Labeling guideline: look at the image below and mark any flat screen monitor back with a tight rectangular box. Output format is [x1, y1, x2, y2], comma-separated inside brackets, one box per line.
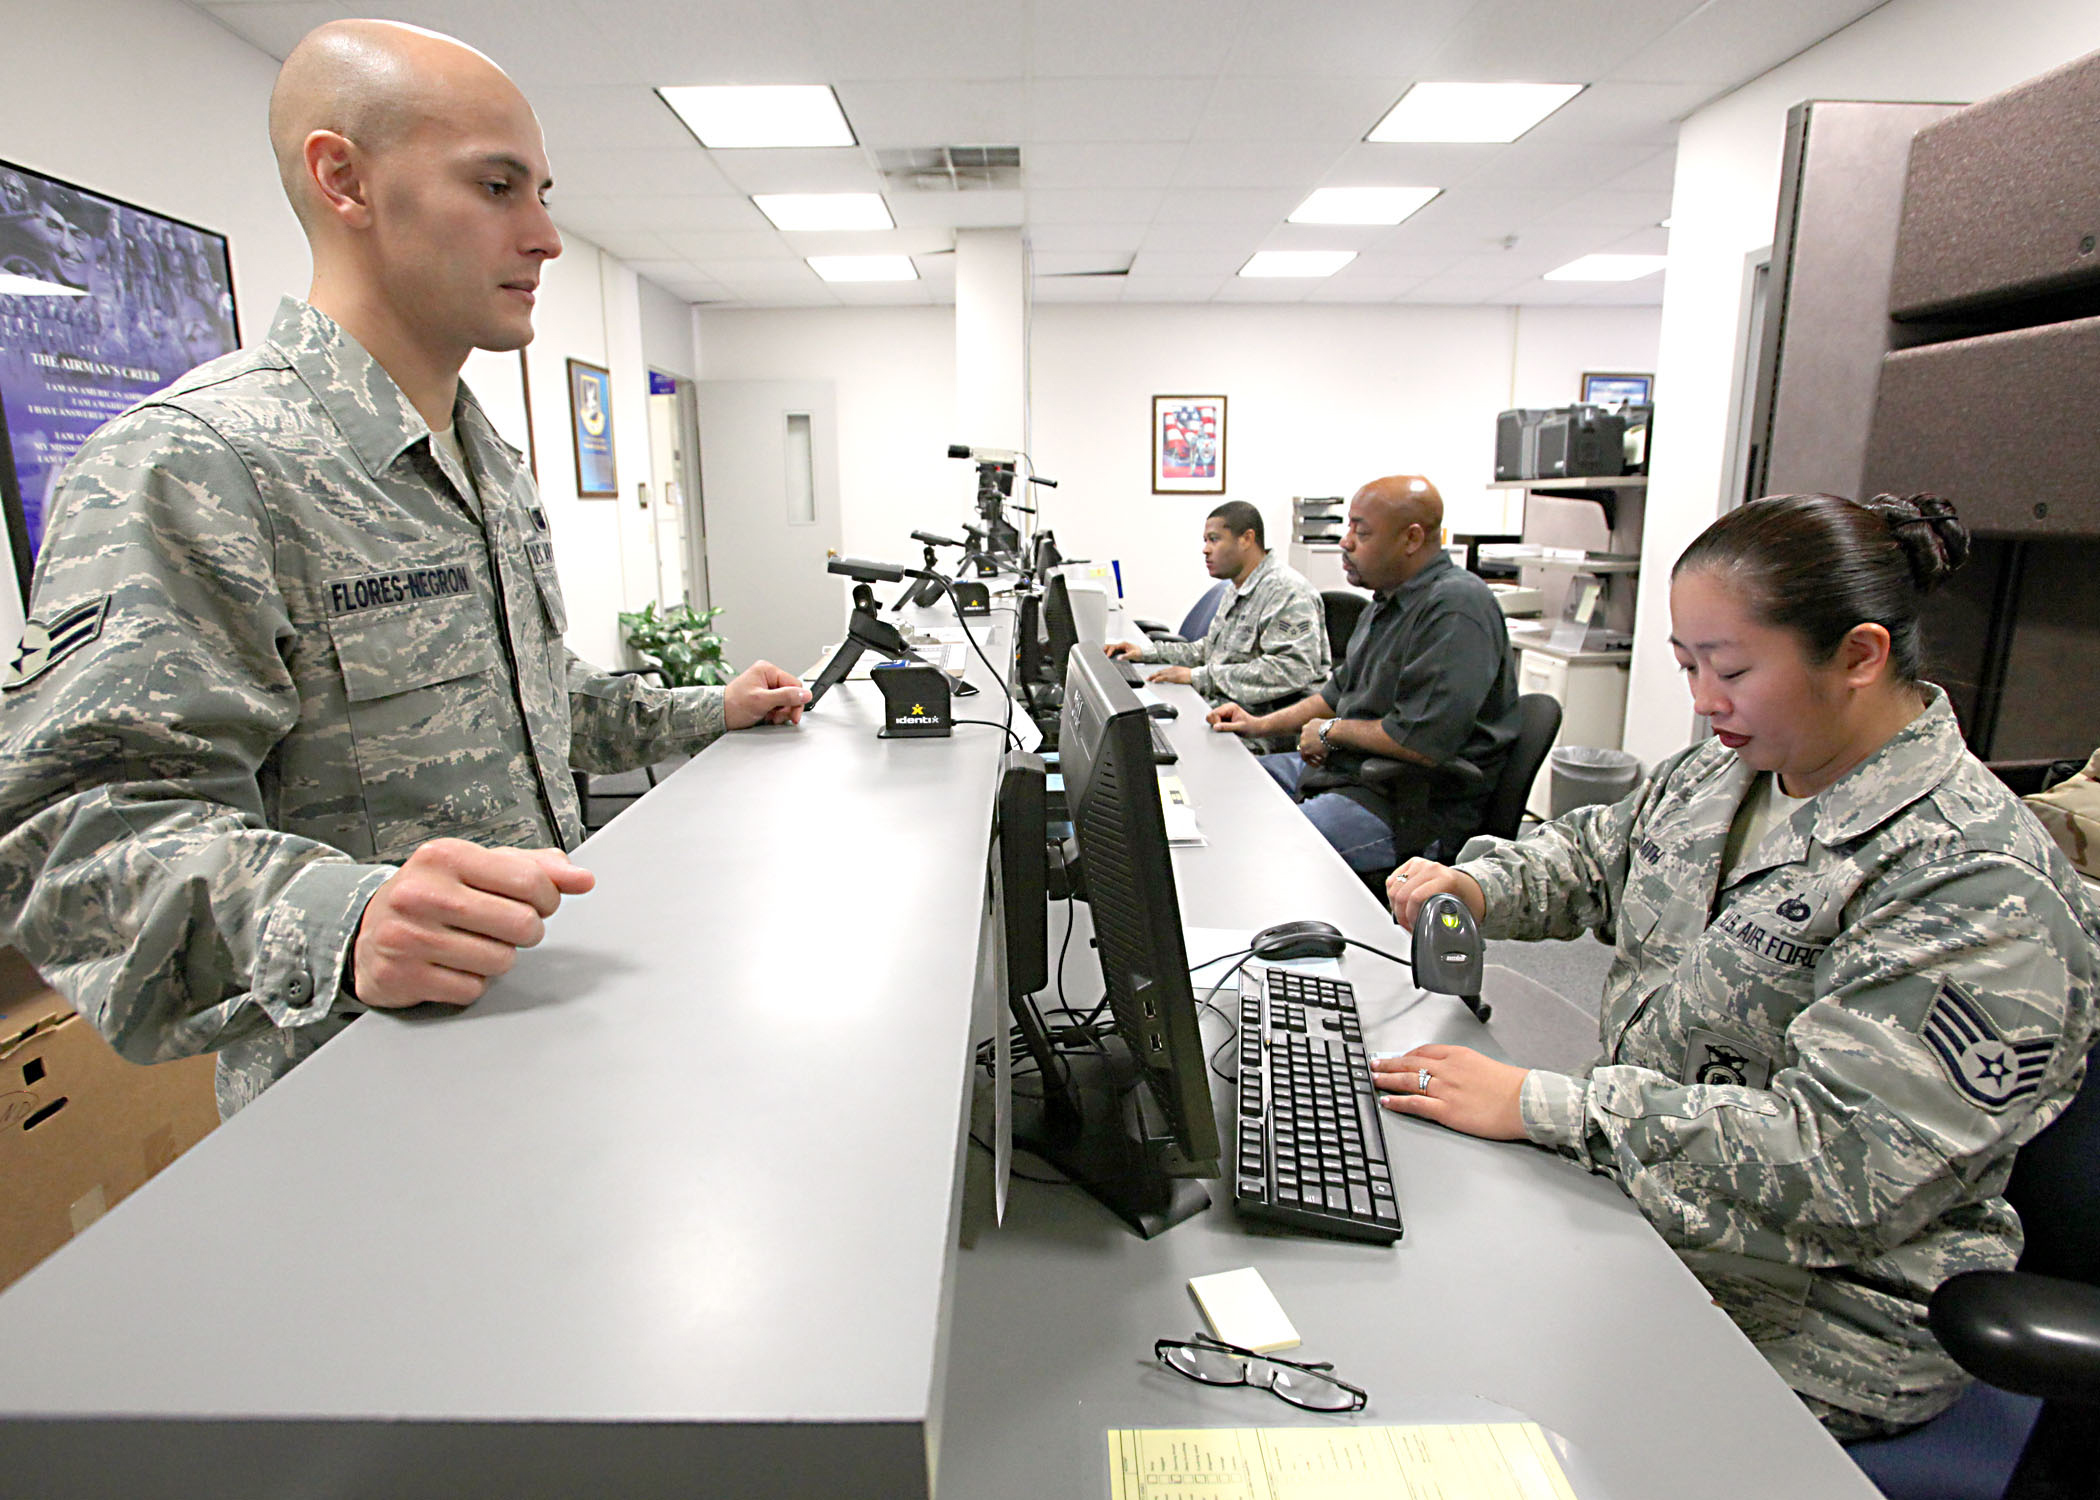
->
[1024, 645, 1217, 1236]
[1043, 572, 1080, 685]
[0, 158, 240, 606]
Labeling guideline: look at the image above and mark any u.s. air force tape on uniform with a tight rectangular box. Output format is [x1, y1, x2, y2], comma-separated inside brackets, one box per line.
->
[5, 596, 109, 690]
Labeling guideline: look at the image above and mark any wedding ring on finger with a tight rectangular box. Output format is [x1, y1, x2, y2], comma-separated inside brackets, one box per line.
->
[1417, 1069, 1432, 1092]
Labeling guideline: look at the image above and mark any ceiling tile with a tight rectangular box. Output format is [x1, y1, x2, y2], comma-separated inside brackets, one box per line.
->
[705, 149, 887, 195]
[1169, 140, 1349, 189]
[1024, 223, 1152, 253]
[810, 0, 1027, 80]
[548, 148, 740, 198]
[1024, 189, 1166, 224]
[1466, 141, 1665, 192]
[657, 230, 792, 259]
[1420, 0, 1709, 83]
[1220, 0, 1472, 77]
[1129, 249, 1247, 278]
[1032, 251, 1136, 276]
[552, 195, 772, 232]
[888, 189, 1027, 230]
[832, 78, 1029, 148]
[1518, 81, 1719, 147]
[1028, 77, 1214, 143]
[1149, 188, 1301, 227]
[1029, 0, 1256, 78]
[596, 0, 826, 83]
[1030, 277, 1128, 302]
[1192, 76, 1404, 142]
[1119, 275, 1229, 303]
[1025, 143, 1186, 189]
[1615, 0, 1887, 86]
[533, 86, 701, 155]
[780, 227, 956, 257]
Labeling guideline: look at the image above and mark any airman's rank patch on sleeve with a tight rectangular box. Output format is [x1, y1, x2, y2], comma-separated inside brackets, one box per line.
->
[1921, 977, 2053, 1111]
[5, 596, 109, 690]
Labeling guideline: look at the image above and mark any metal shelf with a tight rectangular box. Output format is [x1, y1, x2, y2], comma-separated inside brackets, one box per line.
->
[1486, 475, 1648, 491]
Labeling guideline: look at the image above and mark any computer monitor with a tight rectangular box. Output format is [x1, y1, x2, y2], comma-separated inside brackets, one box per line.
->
[1041, 573, 1080, 685]
[1032, 529, 1063, 581]
[1006, 645, 1218, 1237]
[1013, 588, 1047, 694]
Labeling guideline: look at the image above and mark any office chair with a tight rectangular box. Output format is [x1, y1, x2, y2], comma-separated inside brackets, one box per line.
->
[1319, 589, 1369, 667]
[1845, 1043, 2100, 1500]
[1133, 580, 1230, 644]
[1298, 692, 1561, 892]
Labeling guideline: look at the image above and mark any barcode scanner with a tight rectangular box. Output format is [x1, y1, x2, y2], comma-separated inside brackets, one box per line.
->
[1411, 893, 1488, 1021]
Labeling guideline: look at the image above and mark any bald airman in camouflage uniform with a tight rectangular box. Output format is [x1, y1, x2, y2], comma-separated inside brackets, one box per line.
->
[0, 299, 748, 1113]
[1449, 688, 2100, 1435]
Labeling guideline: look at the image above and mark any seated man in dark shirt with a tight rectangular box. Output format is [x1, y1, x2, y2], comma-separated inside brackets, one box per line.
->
[1209, 474, 1520, 873]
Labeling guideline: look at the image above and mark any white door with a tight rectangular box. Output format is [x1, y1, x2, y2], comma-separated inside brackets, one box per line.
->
[692, 380, 841, 677]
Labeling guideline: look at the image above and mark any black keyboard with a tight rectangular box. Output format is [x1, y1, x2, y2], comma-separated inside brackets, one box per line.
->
[1150, 720, 1178, 764]
[1114, 658, 1145, 687]
[1232, 968, 1402, 1244]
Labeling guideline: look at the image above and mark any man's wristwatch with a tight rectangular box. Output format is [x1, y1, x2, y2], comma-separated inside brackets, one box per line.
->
[1316, 718, 1335, 748]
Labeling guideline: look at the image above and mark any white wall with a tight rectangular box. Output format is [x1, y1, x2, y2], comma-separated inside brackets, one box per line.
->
[1627, 0, 2100, 767]
[1, 0, 658, 671]
[698, 301, 1659, 628]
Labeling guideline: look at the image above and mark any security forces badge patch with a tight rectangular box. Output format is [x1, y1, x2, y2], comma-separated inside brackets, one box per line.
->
[1921, 977, 2054, 1112]
[1684, 1028, 1774, 1089]
[5, 596, 108, 690]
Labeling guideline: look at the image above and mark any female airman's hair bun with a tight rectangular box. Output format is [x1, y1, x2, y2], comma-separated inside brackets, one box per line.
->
[1673, 492, 1971, 684]
[1861, 493, 1970, 595]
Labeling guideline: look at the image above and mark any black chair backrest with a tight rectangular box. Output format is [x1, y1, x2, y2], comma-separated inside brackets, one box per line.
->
[1476, 693, 1563, 842]
[2005, 1038, 2100, 1287]
[1320, 590, 1368, 666]
[1178, 581, 1231, 641]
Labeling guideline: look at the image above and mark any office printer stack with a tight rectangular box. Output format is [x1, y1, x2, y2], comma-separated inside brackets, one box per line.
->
[1496, 404, 1654, 482]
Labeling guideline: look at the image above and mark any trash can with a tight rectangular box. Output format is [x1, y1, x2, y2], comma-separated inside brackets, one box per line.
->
[1548, 746, 1642, 819]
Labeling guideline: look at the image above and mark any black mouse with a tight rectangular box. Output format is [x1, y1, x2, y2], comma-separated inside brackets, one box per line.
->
[1250, 919, 1347, 962]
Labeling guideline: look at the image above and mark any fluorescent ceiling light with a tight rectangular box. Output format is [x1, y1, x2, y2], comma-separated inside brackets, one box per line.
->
[656, 84, 855, 149]
[753, 193, 893, 231]
[808, 255, 918, 283]
[1239, 251, 1356, 279]
[1543, 254, 1667, 282]
[1366, 82, 1584, 144]
[0, 272, 88, 297]
[1287, 186, 1440, 226]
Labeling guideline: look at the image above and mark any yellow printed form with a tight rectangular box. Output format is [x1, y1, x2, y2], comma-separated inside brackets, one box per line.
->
[1108, 1422, 1582, 1500]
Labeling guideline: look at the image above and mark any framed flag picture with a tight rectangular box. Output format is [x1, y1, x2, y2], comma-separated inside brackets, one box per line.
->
[1151, 394, 1226, 494]
[567, 357, 617, 497]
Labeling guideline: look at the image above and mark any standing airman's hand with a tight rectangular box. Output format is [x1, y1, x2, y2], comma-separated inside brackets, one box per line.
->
[352, 840, 595, 1009]
[724, 659, 812, 728]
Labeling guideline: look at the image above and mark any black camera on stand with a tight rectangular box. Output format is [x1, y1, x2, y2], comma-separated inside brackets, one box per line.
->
[946, 444, 1056, 577]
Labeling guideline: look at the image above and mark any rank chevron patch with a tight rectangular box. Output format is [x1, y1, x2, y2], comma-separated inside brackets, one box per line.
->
[1920, 977, 2054, 1112]
[4, 596, 108, 690]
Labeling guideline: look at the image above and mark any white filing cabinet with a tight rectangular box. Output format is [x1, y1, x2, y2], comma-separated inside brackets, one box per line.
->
[1518, 647, 1630, 820]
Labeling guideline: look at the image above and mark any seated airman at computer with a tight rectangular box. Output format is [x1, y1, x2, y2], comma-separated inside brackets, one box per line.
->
[1207, 476, 1520, 874]
[1104, 501, 1328, 721]
[1377, 493, 2100, 1443]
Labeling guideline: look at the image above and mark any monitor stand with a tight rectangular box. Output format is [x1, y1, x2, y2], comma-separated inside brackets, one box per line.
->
[1008, 1033, 1212, 1239]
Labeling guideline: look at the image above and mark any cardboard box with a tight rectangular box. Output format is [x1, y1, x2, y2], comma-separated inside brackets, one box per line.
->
[1, 947, 218, 1292]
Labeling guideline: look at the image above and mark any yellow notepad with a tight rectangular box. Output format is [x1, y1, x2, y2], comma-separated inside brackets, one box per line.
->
[1107, 1421, 1582, 1500]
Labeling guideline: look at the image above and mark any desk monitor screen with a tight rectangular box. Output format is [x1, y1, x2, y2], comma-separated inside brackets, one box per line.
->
[1025, 645, 1218, 1237]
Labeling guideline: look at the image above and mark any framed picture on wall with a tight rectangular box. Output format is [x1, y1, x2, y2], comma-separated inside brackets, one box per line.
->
[1581, 371, 1653, 407]
[1151, 394, 1227, 494]
[567, 358, 617, 497]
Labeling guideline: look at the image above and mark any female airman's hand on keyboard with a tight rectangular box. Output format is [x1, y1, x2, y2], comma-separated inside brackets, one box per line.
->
[1372, 1045, 1528, 1141]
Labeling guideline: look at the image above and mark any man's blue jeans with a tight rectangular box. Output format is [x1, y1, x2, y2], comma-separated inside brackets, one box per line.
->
[1259, 753, 1397, 873]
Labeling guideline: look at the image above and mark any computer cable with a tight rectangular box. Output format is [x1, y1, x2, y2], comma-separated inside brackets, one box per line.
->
[921, 572, 1016, 745]
[952, 718, 1024, 750]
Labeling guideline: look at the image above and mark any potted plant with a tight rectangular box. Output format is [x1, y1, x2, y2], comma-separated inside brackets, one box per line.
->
[617, 602, 733, 687]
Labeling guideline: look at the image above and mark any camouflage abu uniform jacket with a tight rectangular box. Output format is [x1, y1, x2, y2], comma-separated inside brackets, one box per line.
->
[1139, 552, 1330, 711]
[1454, 689, 2099, 1431]
[0, 298, 728, 1113]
